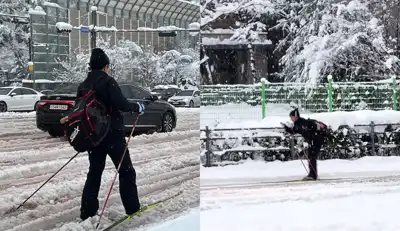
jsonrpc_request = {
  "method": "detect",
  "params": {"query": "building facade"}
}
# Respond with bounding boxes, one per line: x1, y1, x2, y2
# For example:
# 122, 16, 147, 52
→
29, 0, 199, 80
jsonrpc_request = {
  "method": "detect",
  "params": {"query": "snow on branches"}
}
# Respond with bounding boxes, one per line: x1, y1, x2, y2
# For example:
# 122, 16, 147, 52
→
277, 0, 400, 83
0, 0, 30, 80
201, 0, 277, 44
54, 37, 199, 88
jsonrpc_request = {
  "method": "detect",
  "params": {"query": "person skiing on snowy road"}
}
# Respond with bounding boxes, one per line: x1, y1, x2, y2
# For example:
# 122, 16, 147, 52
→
281, 108, 328, 181
74, 48, 145, 221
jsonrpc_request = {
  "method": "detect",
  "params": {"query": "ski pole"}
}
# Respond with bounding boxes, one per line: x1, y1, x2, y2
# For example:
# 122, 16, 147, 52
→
304, 148, 318, 177
12, 151, 80, 212
96, 115, 140, 229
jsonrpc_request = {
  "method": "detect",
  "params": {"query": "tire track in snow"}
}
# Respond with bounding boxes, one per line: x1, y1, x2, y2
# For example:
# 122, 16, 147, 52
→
1, 169, 199, 231
0, 142, 197, 190
0, 129, 199, 167
0, 133, 199, 182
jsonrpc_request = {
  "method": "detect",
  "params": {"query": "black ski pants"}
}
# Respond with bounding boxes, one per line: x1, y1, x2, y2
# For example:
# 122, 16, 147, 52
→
307, 139, 322, 179
80, 129, 140, 220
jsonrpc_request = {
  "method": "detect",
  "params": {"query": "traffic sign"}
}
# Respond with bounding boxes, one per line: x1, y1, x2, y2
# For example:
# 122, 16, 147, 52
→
80, 27, 89, 33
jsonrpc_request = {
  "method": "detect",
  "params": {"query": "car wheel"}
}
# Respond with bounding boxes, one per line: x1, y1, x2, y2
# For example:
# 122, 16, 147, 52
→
189, 100, 194, 108
160, 111, 175, 132
48, 129, 64, 137
0, 101, 7, 112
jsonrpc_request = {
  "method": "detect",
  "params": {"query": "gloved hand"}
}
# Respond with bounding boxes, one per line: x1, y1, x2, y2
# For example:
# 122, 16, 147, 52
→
137, 102, 145, 115
280, 122, 290, 133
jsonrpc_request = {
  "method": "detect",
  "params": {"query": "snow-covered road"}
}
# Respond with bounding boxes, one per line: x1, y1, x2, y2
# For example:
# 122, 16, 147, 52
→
0, 108, 199, 231
201, 157, 400, 231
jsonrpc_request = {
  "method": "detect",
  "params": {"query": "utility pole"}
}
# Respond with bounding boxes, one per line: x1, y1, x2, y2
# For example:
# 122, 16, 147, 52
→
90, 6, 97, 49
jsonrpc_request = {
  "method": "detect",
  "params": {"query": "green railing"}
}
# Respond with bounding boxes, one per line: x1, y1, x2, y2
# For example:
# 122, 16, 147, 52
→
201, 76, 399, 119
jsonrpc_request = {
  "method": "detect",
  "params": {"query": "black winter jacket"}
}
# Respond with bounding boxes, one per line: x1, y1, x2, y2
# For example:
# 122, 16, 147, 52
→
76, 70, 139, 131
284, 117, 326, 144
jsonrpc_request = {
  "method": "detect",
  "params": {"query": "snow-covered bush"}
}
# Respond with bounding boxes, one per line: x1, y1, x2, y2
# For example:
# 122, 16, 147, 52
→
201, 123, 400, 165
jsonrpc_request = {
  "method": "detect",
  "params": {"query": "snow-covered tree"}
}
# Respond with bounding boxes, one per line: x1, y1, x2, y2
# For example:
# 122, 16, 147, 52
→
0, 0, 29, 80
201, 0, 278, 43
275, 0, 400, 83
55, 37, 199, 88
132, 45, 160, 87
54, 37, 142, 83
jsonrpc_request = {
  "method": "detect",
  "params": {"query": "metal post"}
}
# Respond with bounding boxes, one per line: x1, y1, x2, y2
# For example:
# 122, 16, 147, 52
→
370, 121, 375, 156
392, 76, 398, 110
327, 75, 333, 112
289, 135, 295, 160
30, 14, 36, 90
205, 126, 212, 167
91, 7, 97, 48
261, 78, 266, 119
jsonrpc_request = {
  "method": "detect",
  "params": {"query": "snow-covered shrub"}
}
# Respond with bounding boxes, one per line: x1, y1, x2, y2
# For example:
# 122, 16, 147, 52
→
201, 123, 400, 166
54, 37, 199, 88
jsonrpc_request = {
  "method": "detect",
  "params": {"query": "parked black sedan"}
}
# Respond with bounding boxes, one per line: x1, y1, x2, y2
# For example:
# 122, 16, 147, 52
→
36, 83, 177, 137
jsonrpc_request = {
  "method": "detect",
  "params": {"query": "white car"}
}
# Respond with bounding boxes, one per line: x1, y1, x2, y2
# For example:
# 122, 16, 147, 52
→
0, 87, 44, 112
167, 90, 200, 107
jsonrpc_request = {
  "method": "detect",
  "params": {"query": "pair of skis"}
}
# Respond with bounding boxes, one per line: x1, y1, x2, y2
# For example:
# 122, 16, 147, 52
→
100, 191, 181, 231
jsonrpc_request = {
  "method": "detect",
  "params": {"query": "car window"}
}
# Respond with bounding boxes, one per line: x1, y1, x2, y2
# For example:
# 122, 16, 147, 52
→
120, 85, 134, 99
0, 88, 12, 95
176, 90, 194, 96
54, 84, 79, 94
131, 85, 151, 99
21, 88, 37, 95
166, 88, 176, 95
194, 91, 200, 96
10, 88, 22, 95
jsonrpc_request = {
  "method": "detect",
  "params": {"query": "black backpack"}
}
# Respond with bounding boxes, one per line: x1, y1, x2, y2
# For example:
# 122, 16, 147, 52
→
65, 87, 111, 152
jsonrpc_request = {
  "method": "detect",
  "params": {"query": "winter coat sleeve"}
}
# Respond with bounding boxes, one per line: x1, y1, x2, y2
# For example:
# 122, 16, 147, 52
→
107, 78, 139, 112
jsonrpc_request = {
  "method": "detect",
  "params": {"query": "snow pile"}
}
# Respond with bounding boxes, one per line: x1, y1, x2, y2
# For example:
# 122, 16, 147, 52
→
153, 85, 180, 90
28, 6, 46, 15
142, 209, 199, 231
43, 1, 61, 8
55, 22, 73, 31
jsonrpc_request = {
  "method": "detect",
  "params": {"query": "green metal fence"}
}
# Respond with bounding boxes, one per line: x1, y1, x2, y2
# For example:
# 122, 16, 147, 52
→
201, 77, 399, 121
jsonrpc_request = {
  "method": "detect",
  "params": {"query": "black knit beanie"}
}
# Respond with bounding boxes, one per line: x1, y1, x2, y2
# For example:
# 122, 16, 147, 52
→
289, 108, 299, 118
89, 48, 110, 70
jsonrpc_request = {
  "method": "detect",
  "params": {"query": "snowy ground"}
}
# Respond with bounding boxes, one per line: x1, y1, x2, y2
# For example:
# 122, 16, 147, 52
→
201, 103, 400, 231
201, 157, 400, 231
0, 108, 199, 231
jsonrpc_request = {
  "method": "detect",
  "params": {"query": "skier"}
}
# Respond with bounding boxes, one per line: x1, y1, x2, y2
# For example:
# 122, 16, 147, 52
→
75, 48, 145, 220
281, 108, 328, 181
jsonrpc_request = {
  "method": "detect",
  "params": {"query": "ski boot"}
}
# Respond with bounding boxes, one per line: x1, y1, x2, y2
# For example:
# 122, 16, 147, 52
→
302, 175, 318, 181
